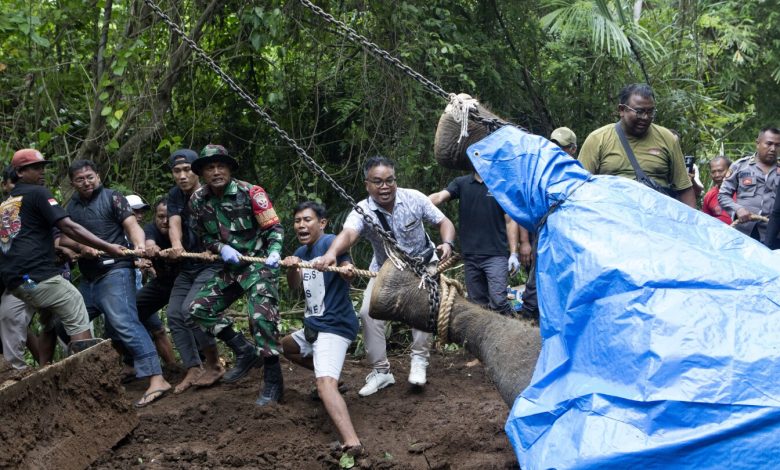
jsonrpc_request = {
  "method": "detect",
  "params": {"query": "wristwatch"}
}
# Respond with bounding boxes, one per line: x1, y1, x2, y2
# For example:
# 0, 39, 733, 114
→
443, 240, 455, 248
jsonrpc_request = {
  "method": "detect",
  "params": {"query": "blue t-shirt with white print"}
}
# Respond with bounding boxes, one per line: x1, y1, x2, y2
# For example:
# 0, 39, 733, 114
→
294, 233, 359, 341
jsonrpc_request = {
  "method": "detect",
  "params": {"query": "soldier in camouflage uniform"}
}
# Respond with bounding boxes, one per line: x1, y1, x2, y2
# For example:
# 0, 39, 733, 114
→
188, 144, 285, 406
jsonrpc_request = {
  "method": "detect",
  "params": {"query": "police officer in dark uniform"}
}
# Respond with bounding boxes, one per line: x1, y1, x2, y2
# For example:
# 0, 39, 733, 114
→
719, 127, 780, 243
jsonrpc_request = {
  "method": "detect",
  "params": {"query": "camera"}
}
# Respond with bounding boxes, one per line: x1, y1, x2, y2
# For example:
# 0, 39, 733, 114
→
684, 155, 695, 173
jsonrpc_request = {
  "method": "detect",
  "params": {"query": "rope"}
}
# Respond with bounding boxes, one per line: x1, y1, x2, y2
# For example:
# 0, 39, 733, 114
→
141, 0, 418, 275
97, 248, 378, 278
730, 214, 769, 227
436, 274, 464, 346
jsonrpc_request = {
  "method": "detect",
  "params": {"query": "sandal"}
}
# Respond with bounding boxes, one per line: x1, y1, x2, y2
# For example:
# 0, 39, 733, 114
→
134, 388, 170, 408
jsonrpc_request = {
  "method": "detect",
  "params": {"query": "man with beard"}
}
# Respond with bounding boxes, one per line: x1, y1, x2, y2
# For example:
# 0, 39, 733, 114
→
578, 83, 695, 208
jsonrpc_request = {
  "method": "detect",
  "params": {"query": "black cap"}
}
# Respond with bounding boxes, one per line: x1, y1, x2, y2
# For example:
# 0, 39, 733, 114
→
168, 149, 198, 169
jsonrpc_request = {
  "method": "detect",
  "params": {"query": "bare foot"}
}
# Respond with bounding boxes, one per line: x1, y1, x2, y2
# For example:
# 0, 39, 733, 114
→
193, 364, 225, 388
174, 367, 204, 394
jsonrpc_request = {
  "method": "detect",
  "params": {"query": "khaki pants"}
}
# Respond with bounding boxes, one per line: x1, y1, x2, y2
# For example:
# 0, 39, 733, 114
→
12, 275, 90, 336
359, 277, 430, 372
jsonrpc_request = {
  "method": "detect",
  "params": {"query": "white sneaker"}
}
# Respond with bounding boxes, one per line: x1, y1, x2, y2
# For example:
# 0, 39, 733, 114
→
408, 357, 428, 386
358, 370, 395, 397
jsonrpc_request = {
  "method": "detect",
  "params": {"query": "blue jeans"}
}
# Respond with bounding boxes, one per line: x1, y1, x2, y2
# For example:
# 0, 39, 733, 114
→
80, 268, 161, 378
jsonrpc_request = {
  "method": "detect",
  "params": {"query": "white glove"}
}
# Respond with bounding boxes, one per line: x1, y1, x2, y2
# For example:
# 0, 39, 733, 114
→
508, 253, 520, 275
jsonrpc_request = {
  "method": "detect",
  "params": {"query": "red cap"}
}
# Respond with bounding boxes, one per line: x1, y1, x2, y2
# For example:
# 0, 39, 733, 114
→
12, 149, 51, 170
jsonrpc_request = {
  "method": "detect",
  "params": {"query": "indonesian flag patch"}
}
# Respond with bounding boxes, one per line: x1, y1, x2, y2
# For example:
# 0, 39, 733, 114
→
48, 198, 59, 206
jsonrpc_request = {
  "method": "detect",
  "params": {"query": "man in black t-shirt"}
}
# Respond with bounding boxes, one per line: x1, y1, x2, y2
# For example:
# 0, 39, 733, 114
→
163, 149, 224, 393
134, 198, 178, 367
0, 149, 124, 356
429, 171, 522, 316
66, 159, 170, 407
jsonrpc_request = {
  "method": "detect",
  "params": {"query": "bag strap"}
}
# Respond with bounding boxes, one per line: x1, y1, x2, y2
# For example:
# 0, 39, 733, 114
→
373, 209, 395, 239
614, 122, 652, 184
373, 209, 434, 246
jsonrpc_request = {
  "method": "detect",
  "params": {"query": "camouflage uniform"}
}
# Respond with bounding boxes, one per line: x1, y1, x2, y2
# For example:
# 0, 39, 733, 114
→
189, 179, 284, 357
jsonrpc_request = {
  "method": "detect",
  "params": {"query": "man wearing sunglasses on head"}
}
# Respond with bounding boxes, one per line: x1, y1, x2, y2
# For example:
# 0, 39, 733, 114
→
578, 83, 695, 208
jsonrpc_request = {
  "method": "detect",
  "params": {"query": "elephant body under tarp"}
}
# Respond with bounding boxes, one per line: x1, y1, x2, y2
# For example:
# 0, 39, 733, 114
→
465, 125, 780, 469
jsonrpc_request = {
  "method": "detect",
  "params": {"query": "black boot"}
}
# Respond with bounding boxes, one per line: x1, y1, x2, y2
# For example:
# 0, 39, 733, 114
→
219, 330, 260, 383
255, 356, 283, 406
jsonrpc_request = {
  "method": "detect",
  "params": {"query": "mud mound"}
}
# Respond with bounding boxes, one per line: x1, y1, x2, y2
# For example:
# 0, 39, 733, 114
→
0, 341, 137, 469
93, 350, 518, 469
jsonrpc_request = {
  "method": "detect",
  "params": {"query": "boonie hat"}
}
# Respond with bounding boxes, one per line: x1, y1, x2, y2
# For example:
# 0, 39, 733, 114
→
12, 149, 51, 170
550, 127, 577, 148
168, 149, 198, 169
191, 144, 238, 176
126, 194, 150, 210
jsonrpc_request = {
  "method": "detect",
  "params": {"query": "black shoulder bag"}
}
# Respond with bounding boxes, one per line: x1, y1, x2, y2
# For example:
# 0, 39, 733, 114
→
614, 122, 677, 198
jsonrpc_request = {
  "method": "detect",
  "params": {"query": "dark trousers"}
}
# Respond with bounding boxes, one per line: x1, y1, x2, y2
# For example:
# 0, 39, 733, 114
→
521, 259, 539, 320
463, 254, 513, 316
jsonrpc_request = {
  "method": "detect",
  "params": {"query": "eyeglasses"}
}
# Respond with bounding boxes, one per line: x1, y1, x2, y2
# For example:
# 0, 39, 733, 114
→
622, 104, 656, 119
366, 177, 397, 188
71, 174, 97, 185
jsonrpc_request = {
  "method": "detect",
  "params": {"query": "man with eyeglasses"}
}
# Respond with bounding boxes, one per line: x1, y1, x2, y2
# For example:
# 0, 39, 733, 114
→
578, 83, 696, 208
313, 155, 456, 396
65, 159, 171, 407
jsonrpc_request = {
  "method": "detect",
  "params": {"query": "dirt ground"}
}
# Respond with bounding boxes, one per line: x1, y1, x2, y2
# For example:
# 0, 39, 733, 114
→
90, 349, 518, 469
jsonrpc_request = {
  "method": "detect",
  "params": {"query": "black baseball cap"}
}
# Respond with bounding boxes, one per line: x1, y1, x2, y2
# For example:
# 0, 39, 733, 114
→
168, 149, 198, 169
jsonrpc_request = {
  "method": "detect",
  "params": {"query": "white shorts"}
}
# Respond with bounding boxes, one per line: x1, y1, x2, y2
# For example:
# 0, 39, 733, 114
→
291, 329, 352, 380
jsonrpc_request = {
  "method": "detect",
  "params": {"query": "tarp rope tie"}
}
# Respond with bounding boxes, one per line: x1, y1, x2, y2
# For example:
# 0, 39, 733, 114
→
730, 214, 768, 227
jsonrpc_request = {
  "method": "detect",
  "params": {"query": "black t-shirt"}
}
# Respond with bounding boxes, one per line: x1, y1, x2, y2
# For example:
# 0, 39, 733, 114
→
446, 174, 508, 256
0, 183, 68, 288
166, 185, 202, 252
143, 222, 179, 282
67, 186, 134, 280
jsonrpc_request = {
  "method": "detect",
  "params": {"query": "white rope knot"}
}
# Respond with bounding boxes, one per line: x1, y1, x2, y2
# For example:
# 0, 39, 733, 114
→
445, 93, 479, 143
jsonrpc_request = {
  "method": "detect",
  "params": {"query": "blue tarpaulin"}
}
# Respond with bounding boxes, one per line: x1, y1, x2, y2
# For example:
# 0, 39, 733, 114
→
467, 125, 780, 469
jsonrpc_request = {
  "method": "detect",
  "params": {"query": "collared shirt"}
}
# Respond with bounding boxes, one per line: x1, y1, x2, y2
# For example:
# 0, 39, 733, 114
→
343, 187, 445, 271
718, 154, 780, 239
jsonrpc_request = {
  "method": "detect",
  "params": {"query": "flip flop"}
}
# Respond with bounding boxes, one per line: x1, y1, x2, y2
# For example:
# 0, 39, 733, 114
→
134, 388, 170, 408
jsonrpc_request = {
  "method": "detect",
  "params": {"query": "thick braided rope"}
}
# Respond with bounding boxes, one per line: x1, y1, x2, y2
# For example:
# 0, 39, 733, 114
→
436, 274, 463, 346
100, 248, 378, 278
730, 214, 769, 227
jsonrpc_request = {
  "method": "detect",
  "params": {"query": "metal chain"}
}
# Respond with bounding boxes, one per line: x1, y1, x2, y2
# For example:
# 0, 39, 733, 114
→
297, 0, 515, 132
142, 0, 441, 317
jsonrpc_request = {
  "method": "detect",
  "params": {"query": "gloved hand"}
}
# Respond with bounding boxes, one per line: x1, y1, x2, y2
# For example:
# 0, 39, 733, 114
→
508, 253, 520, 275
265, 251, 281, 268
220, 245, 241, 264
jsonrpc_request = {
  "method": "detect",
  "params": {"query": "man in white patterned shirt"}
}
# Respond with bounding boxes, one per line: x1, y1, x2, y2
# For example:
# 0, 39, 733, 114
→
314, 156, 456, 396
